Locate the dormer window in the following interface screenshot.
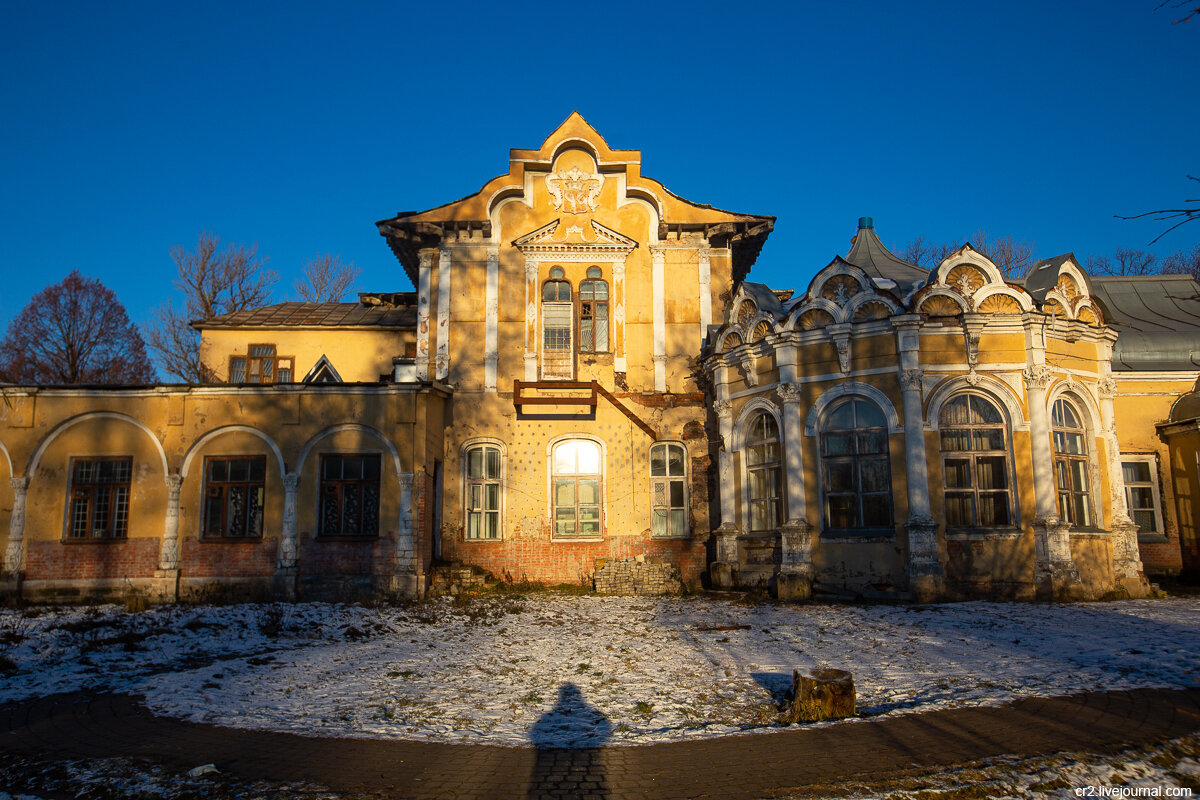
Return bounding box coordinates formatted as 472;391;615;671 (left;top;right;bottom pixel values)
230;344;294;384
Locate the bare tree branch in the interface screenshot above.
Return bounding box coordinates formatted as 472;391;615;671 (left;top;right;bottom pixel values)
295;254;360;302
1116;175;1200;244
0;271;156;384
145;232;277;383
896;230;1036;278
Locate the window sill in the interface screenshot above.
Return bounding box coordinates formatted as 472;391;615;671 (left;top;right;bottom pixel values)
820;529;895;543
1137;533;1169;543
1069;527;1108;538
649;534;693;541
198;536;266;543
61;537;128;545
550;536;604;544
463;537;505;544
946;528;1023;541
313;535;381;543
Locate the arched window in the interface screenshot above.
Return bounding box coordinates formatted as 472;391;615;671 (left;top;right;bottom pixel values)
542;267;573;380
939;393;1013;527
745;412;783;531
463;442;503;540
821;398;892;530
552;439;602;537
650;442;688;537
580;266;609;352
1052;398;1092;527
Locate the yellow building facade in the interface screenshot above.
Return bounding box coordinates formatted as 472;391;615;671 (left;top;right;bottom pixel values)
1;113;1197;603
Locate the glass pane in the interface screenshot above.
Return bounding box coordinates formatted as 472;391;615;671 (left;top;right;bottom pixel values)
249;458;265;482
858;432;887;454
580;282;594;301
486;483;499;511
261;359;274;380
939;396;970;427
1072;495;1091;527
579;506;600;521
861;494;891;527
749;468;768;499
1063;432;1085;456
1133;509;1156;532
650;445;666;476
826;461;854;492
747;443;766;466
828;496;857;529
940;430;971;452
667;444;685;476
249;488;263;536
586;266;602;279
860;459;890;493
555;479;575;507
669;480;684;507
210;459;228;482
822;433;854;457
580;317;594;350
580;520;600;535
594;309;608;350
363;456;380;481
1069;460;1089;492
554;443;575;474
343;484;361;534
946;493;973;527
249;345;275;357
550;267;564;279
485;512;499;538
228;458;248;483
226;486;246;536
973;429;1006;451
594;282;608;300
750;502;766;532
467;448;483;479
470;484;482;511
323;457;341;480
944;458;972;489
827;402;854;431
555;520;575;536
486;448;500;479
970;395;1002;425
321;486;340;534
230;358;246;383
1128;486;1153;509
1123;462;1152;483
669;509;686;535
204;493;223;535
578;478;599;505
576;441;600;473
976;456;1008;490
278;368;292;384
652;508;667;537
854;400;886;428
652;480;666;508
342;456;363;480
467;512;480;539
979;492;1010;526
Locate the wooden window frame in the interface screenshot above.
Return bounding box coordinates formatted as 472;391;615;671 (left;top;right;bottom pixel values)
579;268;609;353
463;441;504;541
65;457;132;540
229;343;295;385
550;438;604;539
1051;398;1094;528
650;441;689;538
318;453;382;538
938;392;1015;529
201;455;266;539
1122;454;1165;538
744;412;784;533
819;398;893;533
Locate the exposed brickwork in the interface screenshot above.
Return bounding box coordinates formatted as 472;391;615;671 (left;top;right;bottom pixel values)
441;532;706;586
298;538;394;577
593;556;682;595
181;539;277;578
1139;538;1183;576
25;539;159;581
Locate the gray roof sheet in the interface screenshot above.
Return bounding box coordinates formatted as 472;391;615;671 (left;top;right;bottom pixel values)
844;225;929;292
1090;275;1200;371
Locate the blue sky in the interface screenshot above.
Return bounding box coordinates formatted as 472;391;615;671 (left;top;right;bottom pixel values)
2;1;1196;344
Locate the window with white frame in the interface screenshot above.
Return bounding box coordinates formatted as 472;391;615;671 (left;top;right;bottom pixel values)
1051;398;1092;527
1122;456;1164;536
464;443;502;540
67;457;132;539
551;439;602;537
650;442;688;537
541;267;573;380
744;412;783;532
939;393;1014;527
579;266;609;352
821;398;892;531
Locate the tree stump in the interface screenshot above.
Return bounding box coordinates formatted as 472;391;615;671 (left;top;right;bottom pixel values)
782;668;856;723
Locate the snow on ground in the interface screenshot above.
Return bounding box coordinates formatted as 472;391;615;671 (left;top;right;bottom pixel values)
2;594;1199;748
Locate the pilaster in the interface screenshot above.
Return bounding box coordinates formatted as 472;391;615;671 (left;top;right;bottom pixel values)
613;260;627;373
416;249;434;381
275;472;301;601
484;248;499;391
524;258;538;381
1099;372;1150;597
392;473;421;598
3;476;30;575
435;247;452;381
651;247;666;391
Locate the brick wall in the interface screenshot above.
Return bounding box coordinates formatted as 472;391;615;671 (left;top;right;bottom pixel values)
25;539;159;580
441;531;706;586
298;538;395;576
181;539;278;578
1139;538;1183;576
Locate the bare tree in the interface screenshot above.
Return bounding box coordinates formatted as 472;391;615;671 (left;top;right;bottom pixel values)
1087;247;1160;276
145;232;277;383
295;254;360;302
1159;0;1199;24
896;229;1036;277
1116;175;1200;244
1162;243;1200;279
0;271;156;385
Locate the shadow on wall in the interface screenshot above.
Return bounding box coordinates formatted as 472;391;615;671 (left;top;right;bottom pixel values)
527;683;611;799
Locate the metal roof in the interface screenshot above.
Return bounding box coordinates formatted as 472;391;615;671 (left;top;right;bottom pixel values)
844;217;929;293
195;299;416;329
1089;275;1200;371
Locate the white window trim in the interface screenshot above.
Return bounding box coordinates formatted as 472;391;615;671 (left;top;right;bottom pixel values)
938;391;1021;531
1049;395;1101;530
649;441;690;539
816;396;894;534
1121;453;1165;539
546;434;606;542
461;438;507;542
736;406;785;534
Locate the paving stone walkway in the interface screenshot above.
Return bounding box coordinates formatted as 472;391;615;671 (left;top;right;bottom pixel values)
2;687;1199;799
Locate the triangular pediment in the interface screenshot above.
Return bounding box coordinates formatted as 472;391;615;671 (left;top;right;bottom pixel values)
513;219;638;257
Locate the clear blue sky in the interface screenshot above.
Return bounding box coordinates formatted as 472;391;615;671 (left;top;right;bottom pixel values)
2;1;1196;349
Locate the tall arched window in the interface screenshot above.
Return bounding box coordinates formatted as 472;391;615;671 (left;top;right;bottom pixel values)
650;442;688;537
580;266;609;352
542;267;573;380
939;393;1013;527
1052;398;1092;527
463;442;503;540
745;412;783;531
821;398;892;530
552;439;602;537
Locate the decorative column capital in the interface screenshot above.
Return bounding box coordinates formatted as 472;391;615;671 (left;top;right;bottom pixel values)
1098;377;1119;399
525;258;538;281
649;247;666;264
10;476;29;493
899;368;924;392
612;261;626;281
486;249;498;268
282;472;301;492
714;399;733;418
418;249;435;270
776;382;802;405
652;354;669;365
164;473;183;493
1023;364;1055;389
398;472;415;490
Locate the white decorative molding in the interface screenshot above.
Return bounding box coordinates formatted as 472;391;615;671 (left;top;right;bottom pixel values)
1023;364;1055;390
436;247;452;381
652;247;666;392
776;382;802;405
159;473;183;570
416;250;434;381
805;382;903;435
278;472;301;569
545;166;604;214
924;372;1029;432
4;476;30;574
698;247;713;332
899;368;924;392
